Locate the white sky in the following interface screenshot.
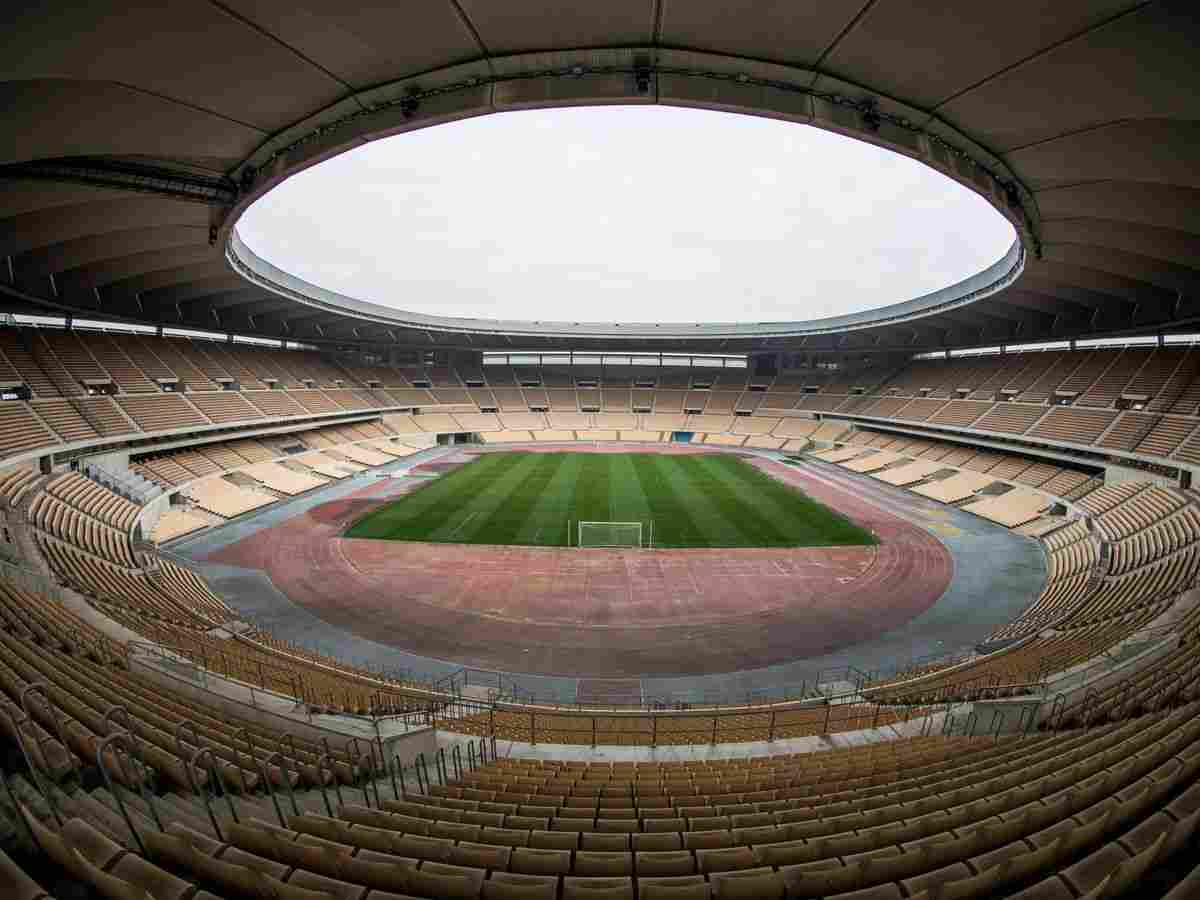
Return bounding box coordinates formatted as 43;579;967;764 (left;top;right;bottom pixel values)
237;105;1015;325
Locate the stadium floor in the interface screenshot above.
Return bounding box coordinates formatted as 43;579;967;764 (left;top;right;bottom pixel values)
172;444;1046;704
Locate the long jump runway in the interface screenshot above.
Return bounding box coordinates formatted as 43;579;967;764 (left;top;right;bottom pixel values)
201;448;960;679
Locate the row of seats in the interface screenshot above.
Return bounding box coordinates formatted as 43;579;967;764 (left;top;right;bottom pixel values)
4;430;455;714
132;422;402;489
104;605;466;716
44;470;140;531
843;462;1199;699
987;522;1098;642
812;431;1099;511
32;705;1196;900
20;427;1181;745
1092;487;1191;542
860;347;1200;410
181;478;277;519
1056;599;1200;728
2;328;360;396
0;577;367;793
6;329;1200;479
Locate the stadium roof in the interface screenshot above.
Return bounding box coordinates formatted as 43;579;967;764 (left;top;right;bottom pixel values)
1;2;1197;355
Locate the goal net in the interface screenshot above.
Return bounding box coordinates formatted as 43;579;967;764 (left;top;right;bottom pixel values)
577;521;645;549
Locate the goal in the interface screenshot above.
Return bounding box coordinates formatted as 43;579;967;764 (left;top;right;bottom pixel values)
577;521;646;549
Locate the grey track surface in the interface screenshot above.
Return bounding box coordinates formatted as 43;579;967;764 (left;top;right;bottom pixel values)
172;449;1046;705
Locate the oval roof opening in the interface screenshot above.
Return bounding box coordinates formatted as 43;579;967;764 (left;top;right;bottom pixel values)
236;104;1016;326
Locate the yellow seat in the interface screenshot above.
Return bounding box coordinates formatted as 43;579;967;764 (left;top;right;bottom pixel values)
635;851;695;876
562;876;634;899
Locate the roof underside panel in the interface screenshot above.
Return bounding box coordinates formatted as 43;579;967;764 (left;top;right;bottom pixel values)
0;1;1196;354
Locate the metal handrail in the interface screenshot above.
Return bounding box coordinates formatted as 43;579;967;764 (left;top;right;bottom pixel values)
20;682;79;784
184;745;236;840
1046;692;1067;732
386;754;401;800
172;719;201;765
960;709;979;738
0;766;40;853
95;731;161;854
393;755;408;798
346;736;372;807
415;752;429;794
1017;702;1040;735
257;751;299;827
315;753;335;817
320;737;346;811
232;727;257;794
0;704;63;828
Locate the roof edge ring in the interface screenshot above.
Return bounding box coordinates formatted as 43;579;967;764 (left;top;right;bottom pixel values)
220;49;1040;257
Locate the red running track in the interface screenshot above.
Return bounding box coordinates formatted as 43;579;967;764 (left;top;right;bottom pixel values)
206;452;952;678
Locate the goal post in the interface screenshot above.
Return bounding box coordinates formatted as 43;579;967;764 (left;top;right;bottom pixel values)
577;521;646;549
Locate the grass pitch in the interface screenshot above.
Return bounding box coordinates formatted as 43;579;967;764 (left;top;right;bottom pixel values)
345;452;876;549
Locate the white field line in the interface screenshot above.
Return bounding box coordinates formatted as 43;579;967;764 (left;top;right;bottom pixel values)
446;511;481;540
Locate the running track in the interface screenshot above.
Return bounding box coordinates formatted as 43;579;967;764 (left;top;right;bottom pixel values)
205;451;952;678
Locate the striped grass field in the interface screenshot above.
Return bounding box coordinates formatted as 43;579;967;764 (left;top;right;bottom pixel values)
344;452;877;548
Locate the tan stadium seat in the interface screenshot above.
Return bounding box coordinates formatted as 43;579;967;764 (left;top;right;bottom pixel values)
730;812;774;829
645;818;686;833
695;846;757;873
595;819;640;834
636;851;695;876
487;871;560;893
284;870;365;900
632;832;682;851
554;817;596;832
481;802;519;815
531;830;579;850
370;811;427;834
581;833;630;851
562;876;634;899
688;816;730;832
507;815;549;830
511;847;572;876
753;838;822;867
731;824;785;845
419;861;488;893
826;885;904;900
450;841;512;870
62;817;132;871
682;830;733;851
142;830;330;900
465;812;507;828
483;875;558;900
708;868;785;899
574;851;633;876
386;833;453;862
640;876;710;899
